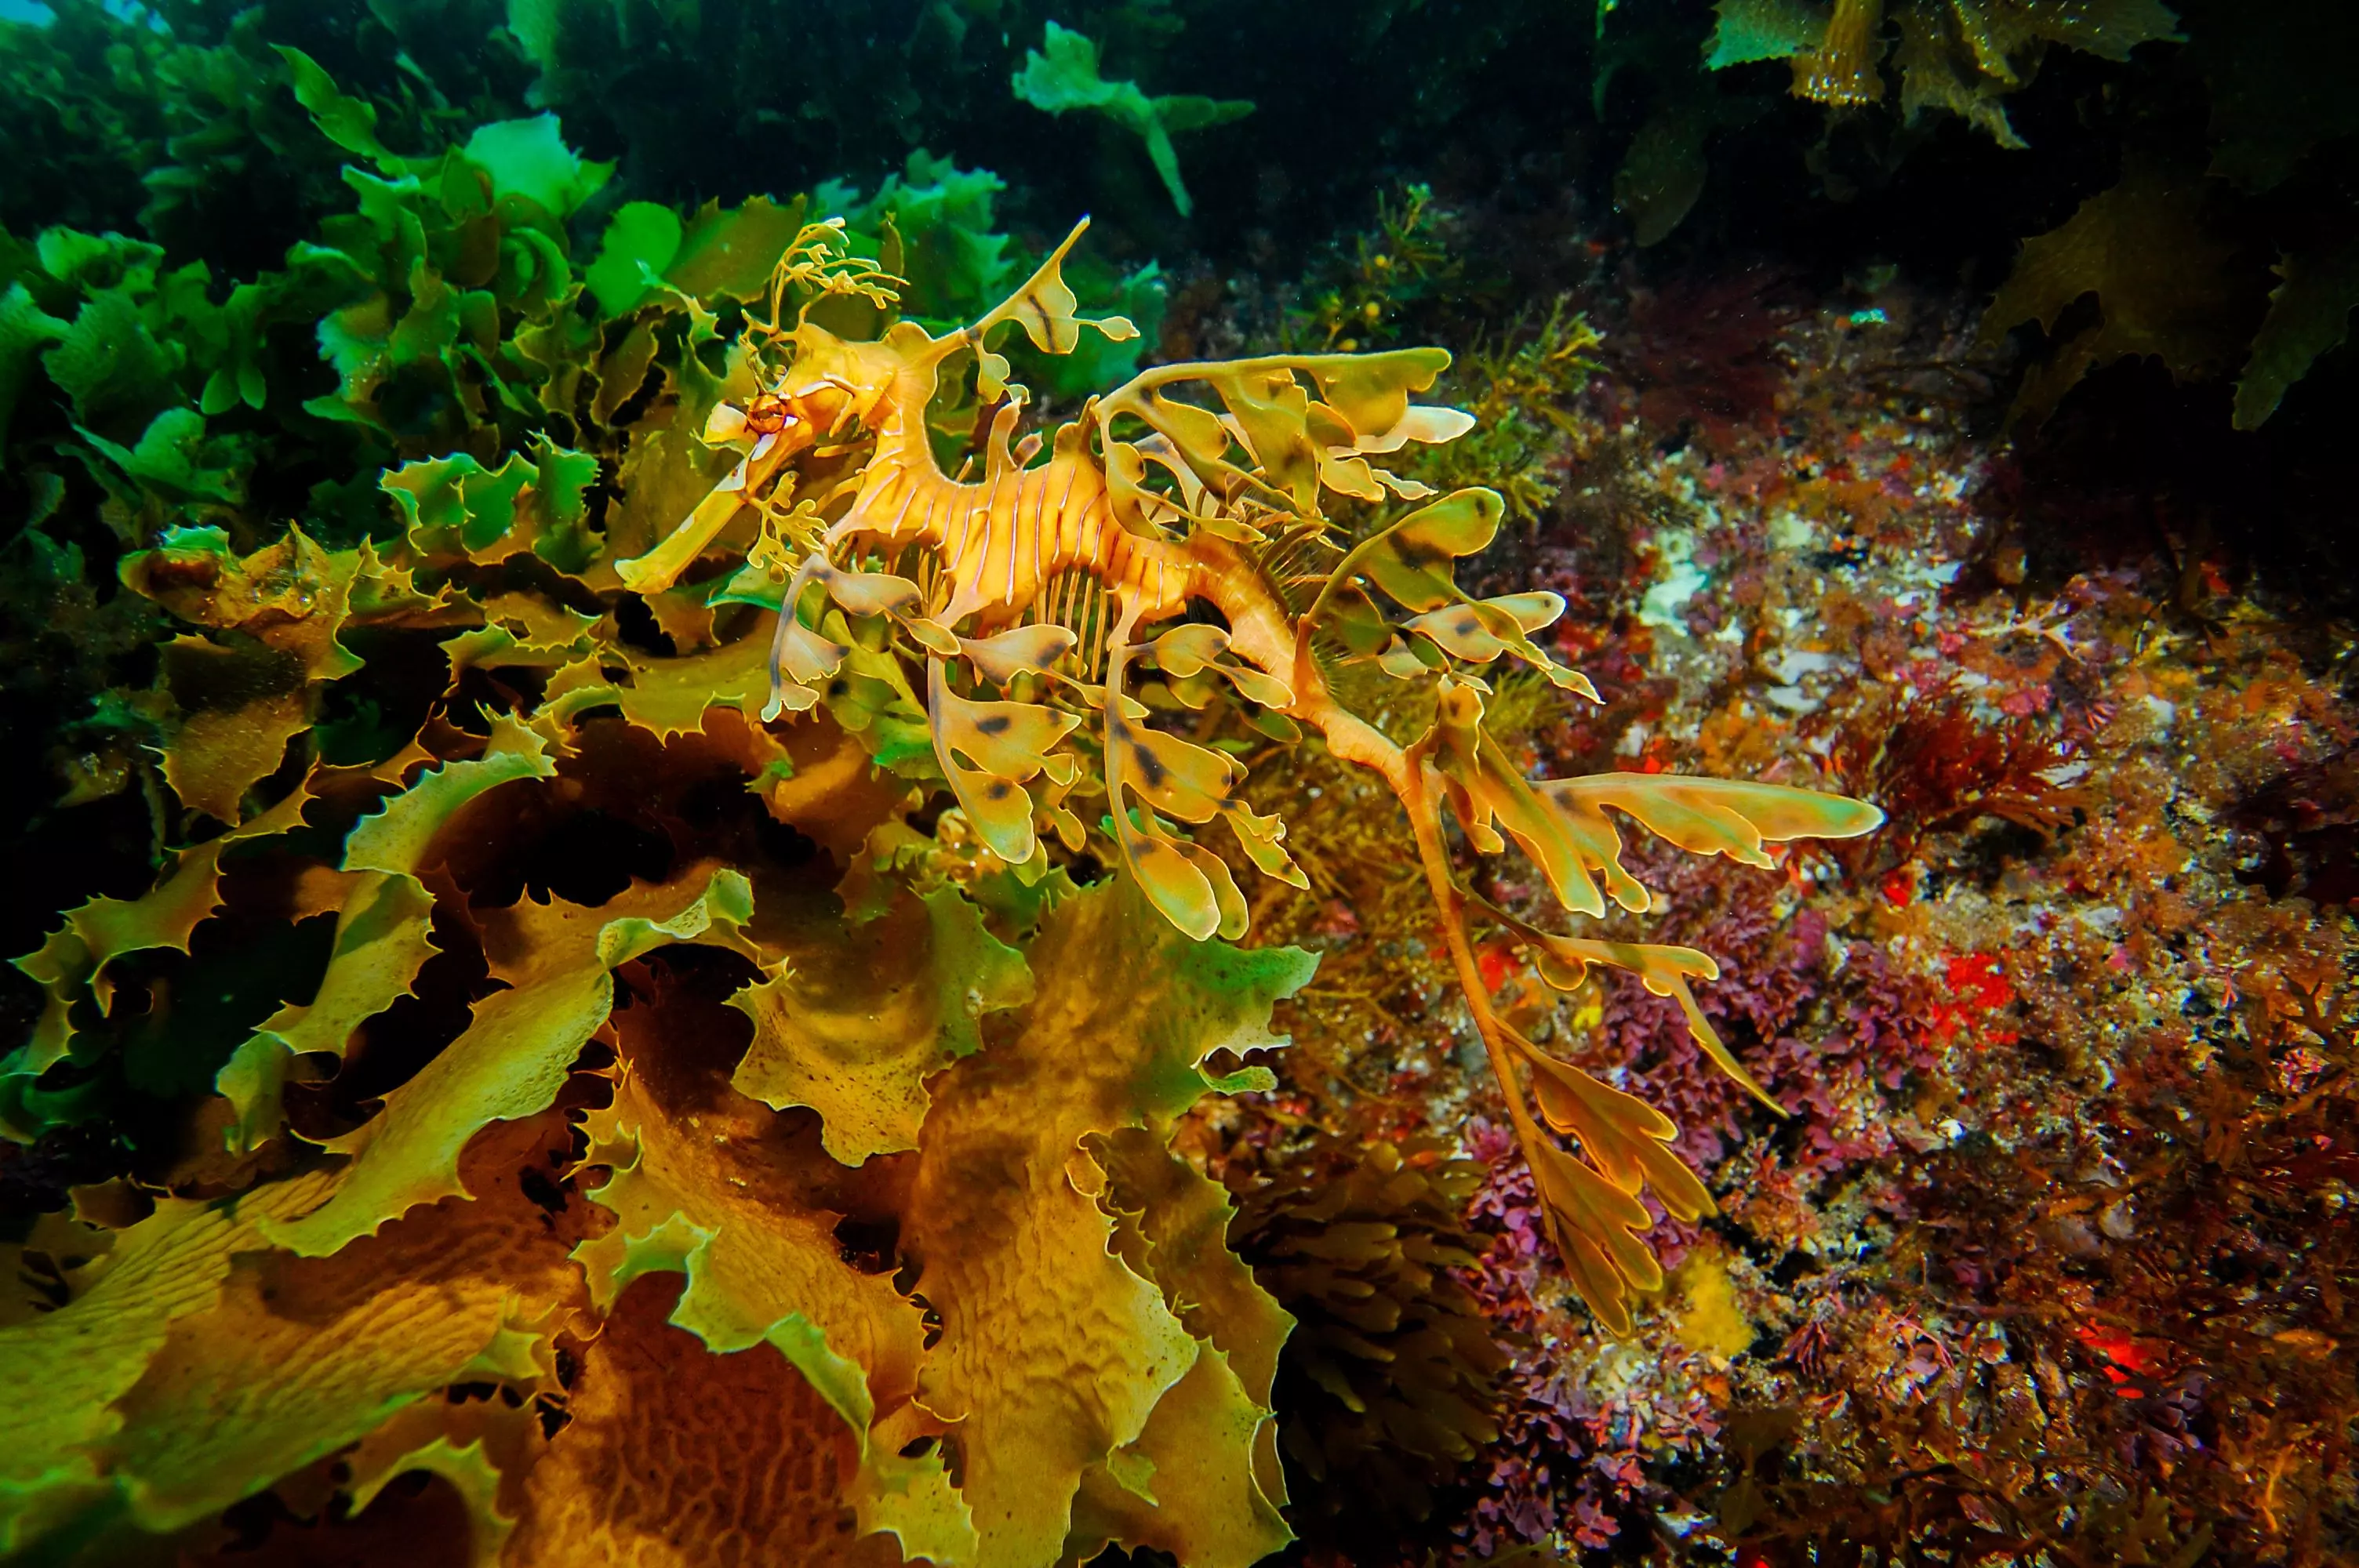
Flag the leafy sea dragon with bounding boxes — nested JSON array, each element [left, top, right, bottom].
[[620, 219, 1883, 1335]]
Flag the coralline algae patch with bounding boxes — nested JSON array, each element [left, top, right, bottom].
[[1234, 280, 2357, 1563]]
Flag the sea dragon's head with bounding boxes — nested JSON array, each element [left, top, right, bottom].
[[705, 316, 948, 454]]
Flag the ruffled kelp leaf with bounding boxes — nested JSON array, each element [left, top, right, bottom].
[[1790, 0, 1886, 106], [1891, 1, 2024, 146], [460, 114, 613, 223], [567, 983, 961, 1561], [0, 281, 68, 458], [96, 1116, 591, 1539], [572, 1005, 929, 1399], [1710, 0, 2177, 146], [75, 407, 245, 505], [665, 194, 812, 303], [504, 1275, 912, 1568], [898, 878, 1312, 1568], [1068, 1348, 1291, 1568], [261, 863, 755, 1257], [820, 152, 1012, 324], [1011, 22, 1252, 218], [0, 1167, 340, 1555], [383, 439, 601, 579], [1092, 1129, 1292, 1407], [341, 1432, 518, 1568], [119, 521, 365, 824], [541, 633, 777, 742], [442, 592, 602, 681], [273, 45, 396, 170], [120, 524, 362, 682], [1085, 1127, 1294, 1561], [343, 717, 558, 876], [583, 201, 683, 319], [2234, 235, 2359, 428], [42, 281, 180, 434], [1982, 166, 2250, 426], [153, 639, 311, 826], [729, 886, 1033, 1165], [5, 783, 314, 1102], [216, 870, 439, 1154], [1707, 0, 1828, 67]]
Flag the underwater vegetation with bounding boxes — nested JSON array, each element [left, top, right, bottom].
[[0, 0, 2356, 1565]]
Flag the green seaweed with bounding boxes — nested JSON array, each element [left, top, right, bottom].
[[1012, 20, 1254, 218]]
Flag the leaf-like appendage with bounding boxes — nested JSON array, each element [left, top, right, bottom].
[[960, 624, 1078, 684], [730, 887, 1034, 1164], [929, 659, 1081, 866], [1528, 1139, 1661, 1340], [1523, 1047, 1715, 1222], [1528, 932, 1780, 1112], [1356, 487, 1504, 613], [1096, 349, 1467, 533], [970, 219, 1138, 401], [1543, 772, 1885, 884]]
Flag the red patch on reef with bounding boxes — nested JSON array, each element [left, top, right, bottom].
[[2073, 1323, 2175, 1398], [1932, 953, 2017, 1047]]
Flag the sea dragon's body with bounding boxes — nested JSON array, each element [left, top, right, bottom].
[[621, 220, 1885, 1334]]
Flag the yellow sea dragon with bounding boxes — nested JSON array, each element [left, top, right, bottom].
[[621, 219, 1882, 1336]]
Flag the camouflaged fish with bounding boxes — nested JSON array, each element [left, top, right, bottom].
[[621, 219, 1884, 1335]]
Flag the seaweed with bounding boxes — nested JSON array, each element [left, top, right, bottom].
[[1012, 21, 1253, 219], [1230, 1134, 1511, 1553]]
